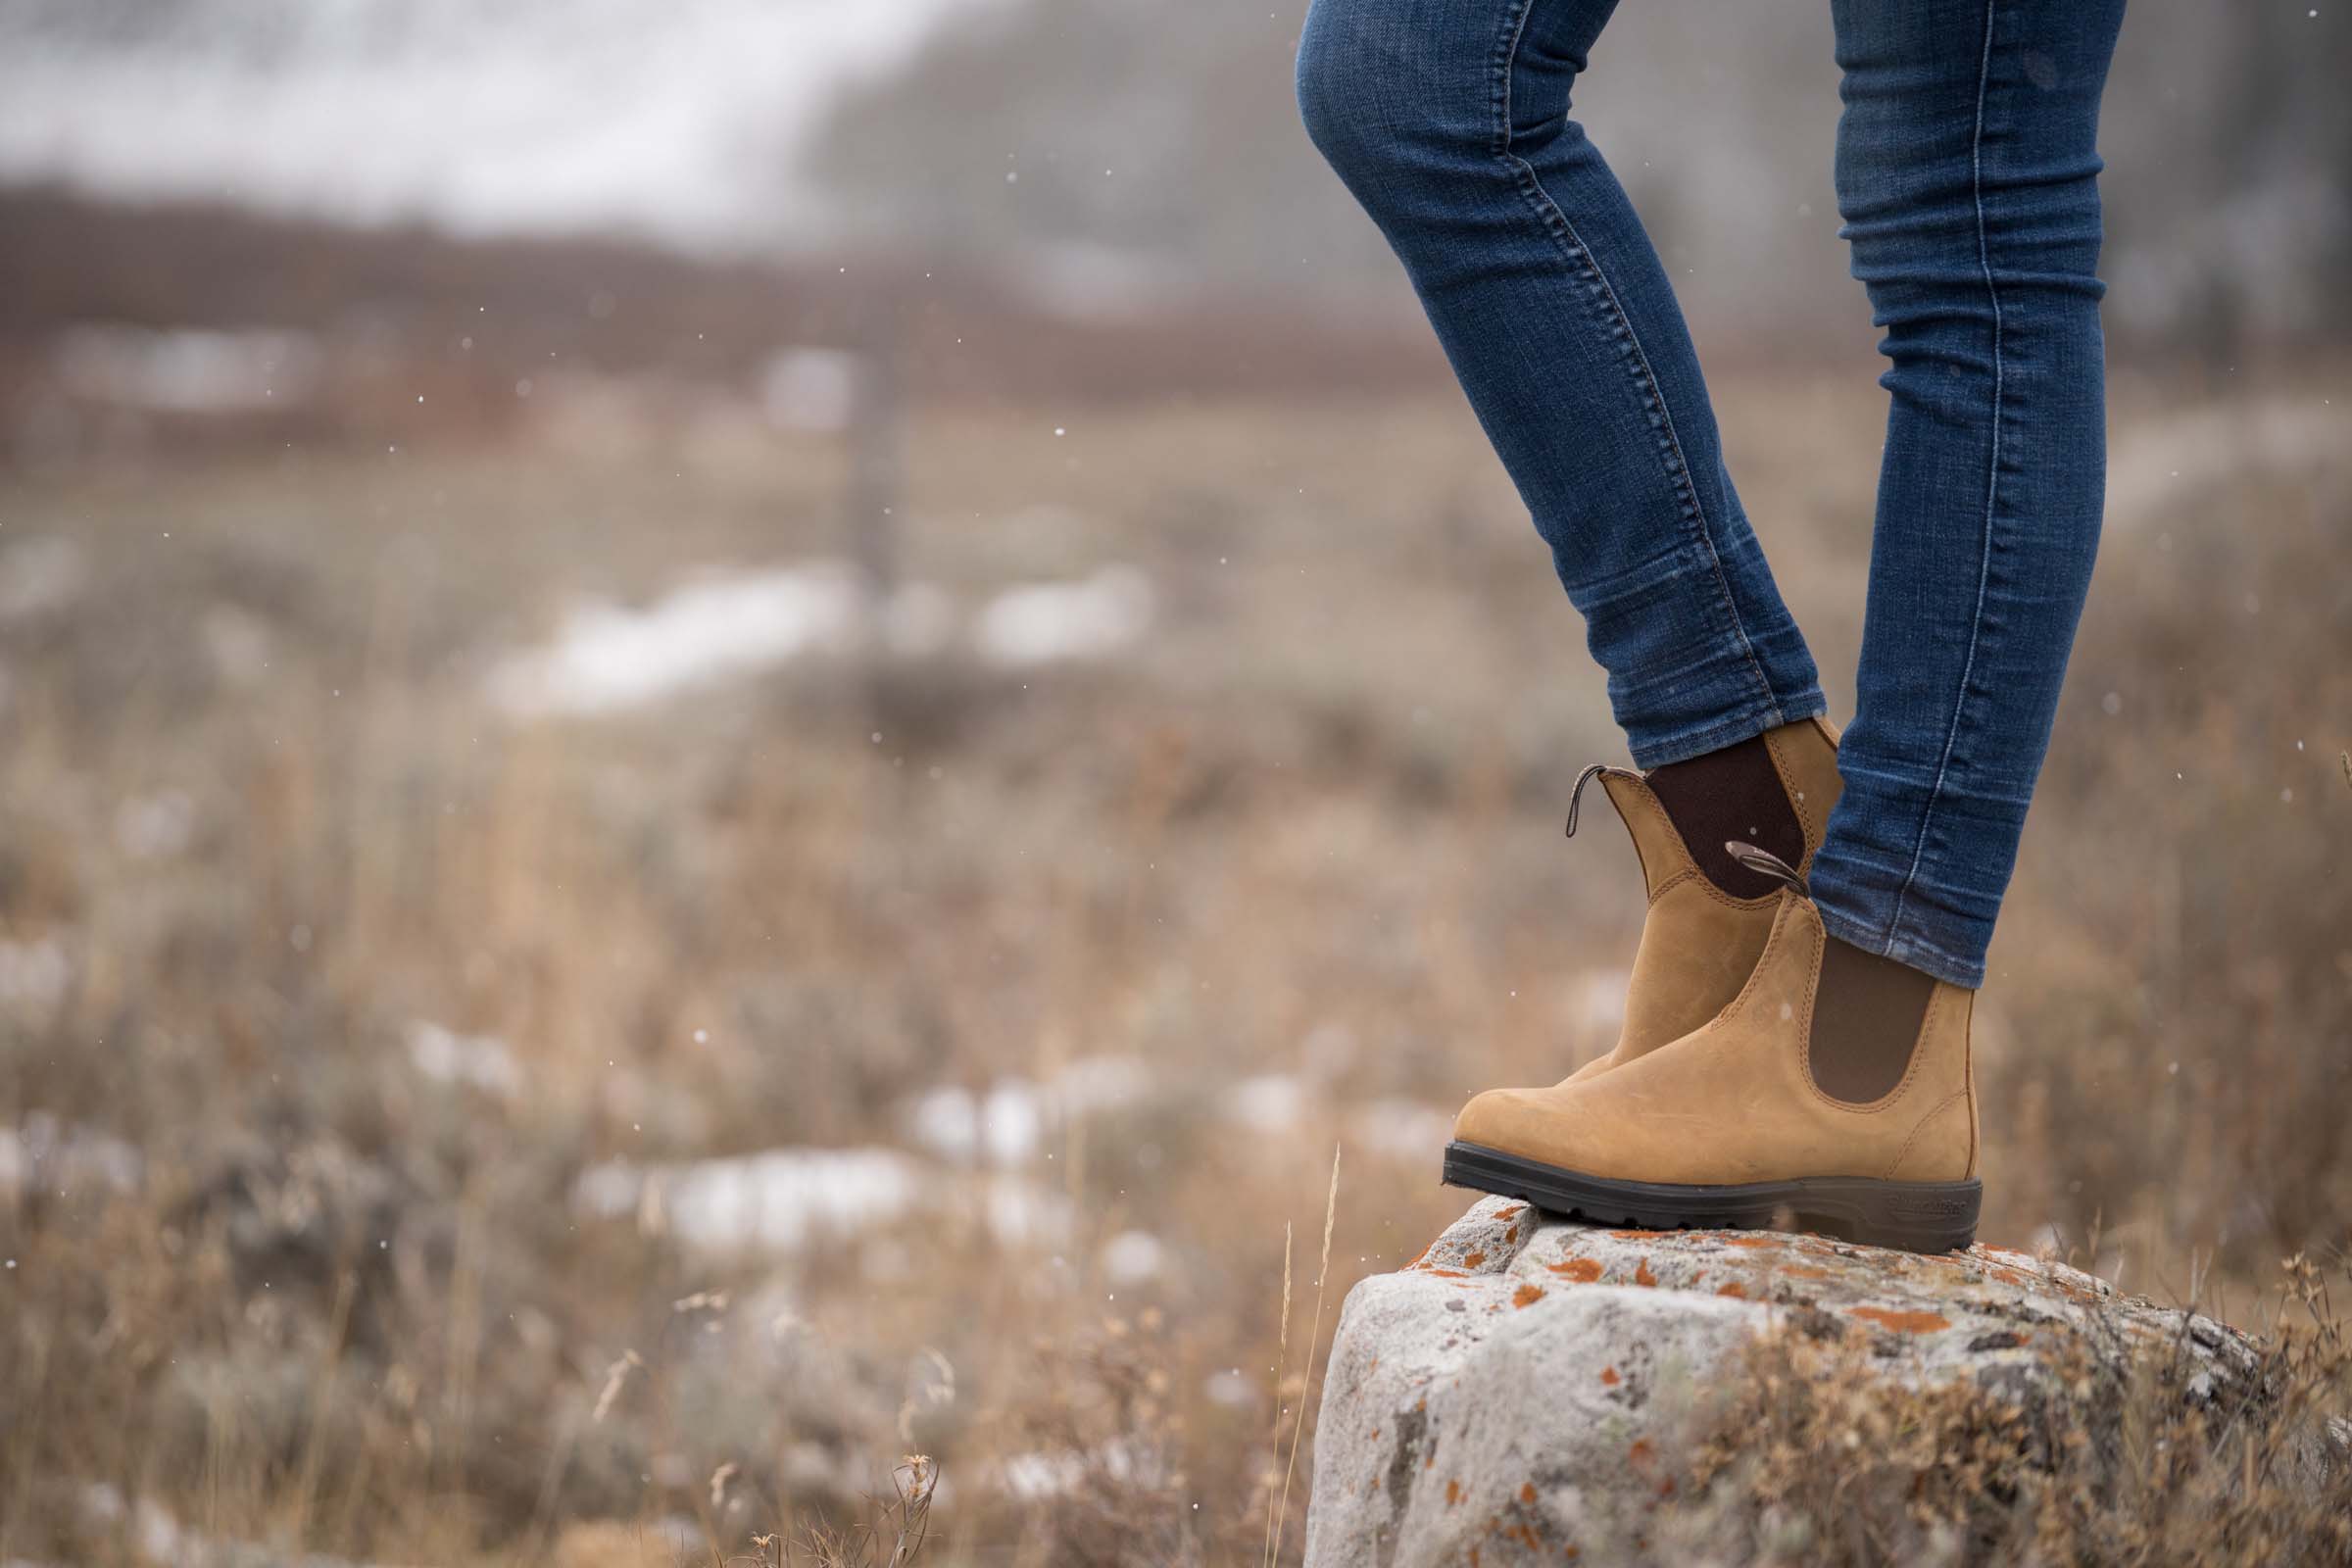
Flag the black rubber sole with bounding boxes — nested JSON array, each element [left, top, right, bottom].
[[1443, 1141, 1980, 1254]]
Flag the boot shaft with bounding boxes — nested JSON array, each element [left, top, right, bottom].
[[1590, 717, 1844, 1064]]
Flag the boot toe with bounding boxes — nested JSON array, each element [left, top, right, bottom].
[[1452, 1086, 1569, 1160], [1453, 1079, 1670, 1181]]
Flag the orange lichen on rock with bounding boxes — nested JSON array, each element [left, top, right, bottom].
[[1446, 1478, 1462, 1506], [1513, 1284, 1545, 1308], [1494, 1204, 1526, 1220], [1599, 1366, 1620, 1386], [1464, 1250, 1487, 1268], [1520, 1482, 1539, 1504], [1781, 1263, 1831, 1280], [1722, 1235, 1777, 1249], [1716, 1282, 1748, 1298], [1849, 1305, 1951, 1334], [1547, 1257, 1604, 1283], [1633, 1259, 1658, 1288]]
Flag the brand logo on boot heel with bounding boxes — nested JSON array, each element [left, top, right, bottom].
[[1888, 1195, 1976, 1219]]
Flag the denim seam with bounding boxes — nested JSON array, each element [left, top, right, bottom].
[[1489, 0, 1783, 732], [1881, 0, 2007, 957]]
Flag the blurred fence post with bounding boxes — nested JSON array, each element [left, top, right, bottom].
[[844, 313, 905, 695]]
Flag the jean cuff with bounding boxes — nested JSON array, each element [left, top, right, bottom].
[[1810, 884, 1987, 990], [1623, 692, 1828, 770]]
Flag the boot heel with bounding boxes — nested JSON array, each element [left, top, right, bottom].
[[1805, 1177, 1981, 1254]]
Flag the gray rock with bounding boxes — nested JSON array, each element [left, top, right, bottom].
[[1303, 1197, 2311, 1566]]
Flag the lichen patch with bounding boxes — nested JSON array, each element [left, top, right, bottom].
[[1849, 1305, 1951, 1334]]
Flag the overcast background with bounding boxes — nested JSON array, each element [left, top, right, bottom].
[[3, 0, 2346, 363]]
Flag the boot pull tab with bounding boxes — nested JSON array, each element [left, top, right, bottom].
[[1724, 841, 1810, 897], [1562, 761, 1609, 839]]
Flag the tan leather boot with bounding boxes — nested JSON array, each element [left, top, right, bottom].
[[1446, 860, 1981, 1253], [1565, 715, 1843, 1083]]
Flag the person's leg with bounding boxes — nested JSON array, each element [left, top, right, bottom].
[[1296, 0, 1824, 768], [1440, 1, 2128, 1250], [1808, 0, 2127, 989]]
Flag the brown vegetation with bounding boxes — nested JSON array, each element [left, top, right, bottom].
[[0, 347, 2344, 1562]]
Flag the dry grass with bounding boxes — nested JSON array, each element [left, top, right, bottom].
[[0, 367, 2345, 1564], [1687, 1255, 2352, 1566]]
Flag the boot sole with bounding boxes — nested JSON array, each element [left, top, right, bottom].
[[1442, 1141, 1980, 1254]]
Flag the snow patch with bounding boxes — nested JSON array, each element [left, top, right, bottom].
[[486, 562, 1153, 716], [0, 538, 87, 623], [1100, 1230, 1167, 1285], [53, 324, 322, 415], [1225, 1073, 1309, 1133], [973, 565, 1153, 666], [900, 1055, 1153, 1167], [0, 1114, 144, 1200], [0, 940, 72, 1012], [995, 1440, 1165, 1501], [405, 1020, 523, 1098], [572, 1146, 1068, 1251], [115, 791, 197, 860], [485, 564, 861, 714], [1348, 1098, 1453, 1163], [760, 347, 862, 432]]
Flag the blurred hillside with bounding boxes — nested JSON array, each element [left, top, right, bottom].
[[0, 0, 981, 243], [813, 0, 2352, 358], [4, 0, 2346, 368], [0, 188, 1452, 470]]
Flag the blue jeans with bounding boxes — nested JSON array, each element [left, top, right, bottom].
[[1298, 0, 2124, 988]]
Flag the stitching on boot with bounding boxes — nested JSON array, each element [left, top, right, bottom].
[[1763, 728, 1819, 850], [1802, 971, 1939, 1116], [1601, 773, 1671, 897], [1646, 866, 1780, 914], [1729, 893, 1813, 1032], [1621, 776, 1789, 913], [1884, 1090, 1974, 1182], [1960, 990, 1980, 1178]]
